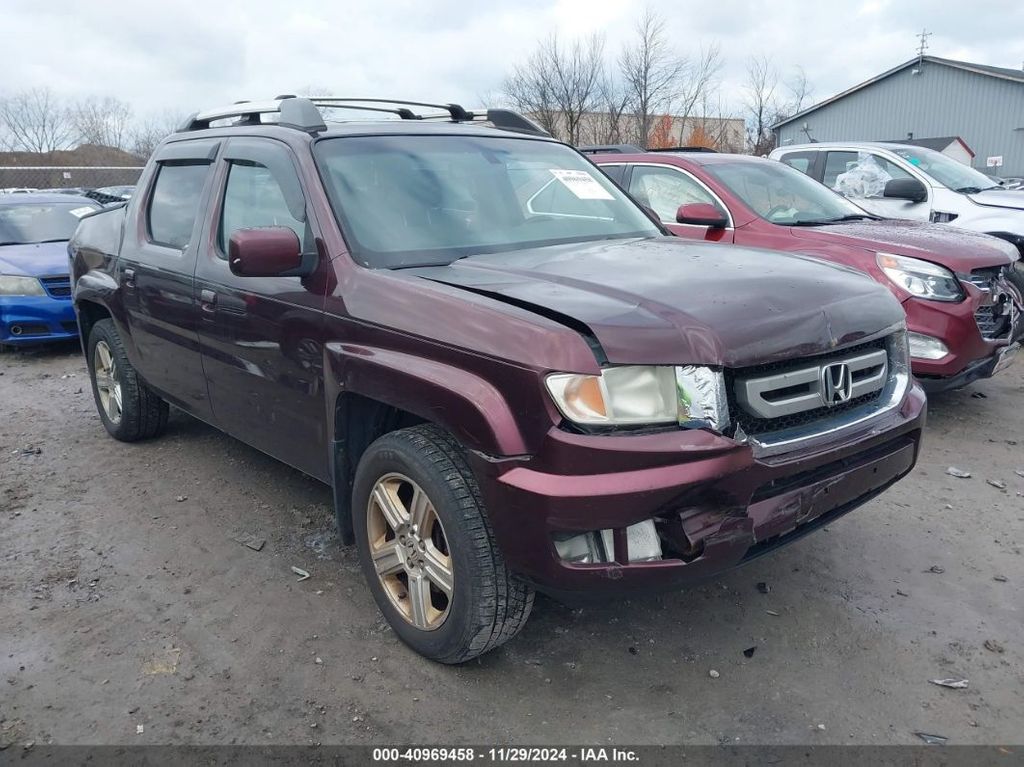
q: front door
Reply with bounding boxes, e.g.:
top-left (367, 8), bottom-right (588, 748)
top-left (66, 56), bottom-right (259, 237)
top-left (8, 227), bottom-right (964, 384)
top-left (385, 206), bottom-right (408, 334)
top-left (193, 137), bottom-right (331, 481)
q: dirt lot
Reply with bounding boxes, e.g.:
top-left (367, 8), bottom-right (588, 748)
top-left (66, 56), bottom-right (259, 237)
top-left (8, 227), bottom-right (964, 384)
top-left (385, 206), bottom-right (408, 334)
top-left (1, 341), bottom-right (1021, 747)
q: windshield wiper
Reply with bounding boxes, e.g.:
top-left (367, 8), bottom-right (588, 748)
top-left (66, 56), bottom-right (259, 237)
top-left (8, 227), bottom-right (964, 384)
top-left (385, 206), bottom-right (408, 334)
top-left (790, 214), bottom-right (877, 226)
top-left (953, 186), bottom-right (995, 194)
top-left (31, 238), bottom-right (70, 244)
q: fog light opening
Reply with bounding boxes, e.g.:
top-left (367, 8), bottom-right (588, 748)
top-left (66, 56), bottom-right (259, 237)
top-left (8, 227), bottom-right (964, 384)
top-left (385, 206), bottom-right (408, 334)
top-left (552, 520), bottom-right (663, 564)
top-left (908, 331), bottom-right (949, 360)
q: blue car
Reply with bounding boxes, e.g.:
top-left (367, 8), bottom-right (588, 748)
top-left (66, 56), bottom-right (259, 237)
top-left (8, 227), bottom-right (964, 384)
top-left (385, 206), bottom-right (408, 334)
top-left (0, 193), bottom-right (101, 346)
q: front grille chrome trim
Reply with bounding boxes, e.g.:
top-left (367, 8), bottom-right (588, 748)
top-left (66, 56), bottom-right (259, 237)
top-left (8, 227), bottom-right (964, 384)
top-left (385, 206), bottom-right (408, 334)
top-left (736, 349), bottom-right (888, 419)
top-left (743, 330), bottom-right (911, 459)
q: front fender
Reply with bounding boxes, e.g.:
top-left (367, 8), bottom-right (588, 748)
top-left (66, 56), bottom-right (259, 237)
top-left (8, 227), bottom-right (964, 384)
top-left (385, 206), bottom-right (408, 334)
top-left (324, 341), bottom-right (529, 457)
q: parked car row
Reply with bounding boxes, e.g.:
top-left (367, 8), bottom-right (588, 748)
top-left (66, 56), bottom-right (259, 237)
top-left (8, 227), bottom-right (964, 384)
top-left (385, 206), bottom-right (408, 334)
top-left (585, 146), bottom-right (1022, 391)
top-left (5, 95), bottom-right (1017, 664)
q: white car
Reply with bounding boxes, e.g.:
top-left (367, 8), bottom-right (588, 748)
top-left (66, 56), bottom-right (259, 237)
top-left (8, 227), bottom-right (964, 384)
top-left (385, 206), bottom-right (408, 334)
top-left (770, 142), bottom-right (1024, 254)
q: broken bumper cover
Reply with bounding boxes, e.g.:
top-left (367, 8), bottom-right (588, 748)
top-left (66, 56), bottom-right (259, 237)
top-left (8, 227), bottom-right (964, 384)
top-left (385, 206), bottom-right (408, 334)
top-left (471, 382), bottom-right (926, 597)
top-left (905, 284), bottom-right (1020, 390)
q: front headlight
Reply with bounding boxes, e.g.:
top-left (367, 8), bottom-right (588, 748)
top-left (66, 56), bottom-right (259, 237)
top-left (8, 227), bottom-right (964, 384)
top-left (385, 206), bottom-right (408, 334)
top-left (876, 253), bottom-right (962, 302)
top-left (0, 275), bottom-right (46, 296)
top-left (545, 365), bottom-right (729, 430)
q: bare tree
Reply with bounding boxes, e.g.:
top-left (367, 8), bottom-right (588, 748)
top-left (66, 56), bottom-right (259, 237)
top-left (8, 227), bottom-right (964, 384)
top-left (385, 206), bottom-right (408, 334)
top-left (71, 96), bottom-right (134, 150)
top-left (0, 87), bottom-right (75, 153)
top-left (743, 54), bottom-right (780, 155)
top-left (131, 110), bottom-right (188, 158)
top-left (784, 65), bottom-right (813, 115)
top-left (671, 43), bottom-right (722, 143)
top-left (503, 33), bottom-right (606, 145)
top-left (618, 8), bottom-right (687, 147)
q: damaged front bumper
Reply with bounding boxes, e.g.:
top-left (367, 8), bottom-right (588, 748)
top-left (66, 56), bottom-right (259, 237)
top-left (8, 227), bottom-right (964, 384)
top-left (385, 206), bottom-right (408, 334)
top-left (470, 382), bottom-right (926, 598)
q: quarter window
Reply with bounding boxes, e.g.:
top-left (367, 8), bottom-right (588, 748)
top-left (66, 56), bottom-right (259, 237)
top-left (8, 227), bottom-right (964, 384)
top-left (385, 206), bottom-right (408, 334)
top-left (147, 162), bottom-right (210, 249)
top-left (777, 151), bottom-right (817, 175)
top-left (627, 165), bottom-right (722, 223)
top-left (219, 161), bottom-right (307, 257)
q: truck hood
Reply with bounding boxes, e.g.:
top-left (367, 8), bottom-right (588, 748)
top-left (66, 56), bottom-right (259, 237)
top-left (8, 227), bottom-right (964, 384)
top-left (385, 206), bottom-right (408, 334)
top-left (0, 241), bottom-right (70, 278)
top-left (968, 188), bottom-right (1024, 211)
top-left (411, 237), bottom-right (904, 368)
top-left (788, 219), bottom-right (1017, 272)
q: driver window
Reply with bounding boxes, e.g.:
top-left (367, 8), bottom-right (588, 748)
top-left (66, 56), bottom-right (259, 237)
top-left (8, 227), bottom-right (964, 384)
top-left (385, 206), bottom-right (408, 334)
top-left (825, 152), bottom-right (911, 199)
top-left (628, 166), bottom-right (720, 223)
top-left (219, 160), bottom-right (307, 258)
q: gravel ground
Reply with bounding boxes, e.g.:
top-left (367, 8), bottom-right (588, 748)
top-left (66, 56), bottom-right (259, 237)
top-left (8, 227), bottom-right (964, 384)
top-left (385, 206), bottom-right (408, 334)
top-left (1, 341), bottom-right (1021, 747)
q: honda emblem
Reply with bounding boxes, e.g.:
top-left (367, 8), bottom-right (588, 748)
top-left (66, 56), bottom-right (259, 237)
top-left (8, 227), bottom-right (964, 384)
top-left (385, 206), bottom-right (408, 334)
top-left (821, 362), bottom-right (853, 406)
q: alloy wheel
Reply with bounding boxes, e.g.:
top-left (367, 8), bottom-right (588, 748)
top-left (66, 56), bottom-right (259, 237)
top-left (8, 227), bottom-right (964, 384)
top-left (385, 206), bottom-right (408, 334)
top-left (366, 473), bottom-right (454, 630)
top-left (93, 340), bottom-right (123, 424)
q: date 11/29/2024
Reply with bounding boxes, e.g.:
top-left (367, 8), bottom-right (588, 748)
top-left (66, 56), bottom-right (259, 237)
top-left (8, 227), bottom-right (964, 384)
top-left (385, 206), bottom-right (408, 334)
top-left (372, 747), bottom-right (640, 762)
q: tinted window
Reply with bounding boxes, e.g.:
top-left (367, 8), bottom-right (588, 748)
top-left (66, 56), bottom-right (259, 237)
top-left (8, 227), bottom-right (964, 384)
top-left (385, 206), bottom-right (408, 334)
top-left (777, 151), bottom-right (817, 175)
top-left (219, 161), bottom-right (306, 257)
top-left (314, 135), bottom-right (659, 269)
top-left (600, 164), bottom-right (627, 185)
top-left (627, 165), bottom-right (720, 223)
top-left (823, 151), bottom-right (911, 198)
top-left (147, 163), bottom-right (210, 249)
top-left (0, 202), bottom-right (99, 245)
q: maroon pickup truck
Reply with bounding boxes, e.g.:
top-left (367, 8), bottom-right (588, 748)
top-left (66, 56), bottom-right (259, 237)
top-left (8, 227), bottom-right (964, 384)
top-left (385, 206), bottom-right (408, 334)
top-left (70, 97), bottom-right (926, 663)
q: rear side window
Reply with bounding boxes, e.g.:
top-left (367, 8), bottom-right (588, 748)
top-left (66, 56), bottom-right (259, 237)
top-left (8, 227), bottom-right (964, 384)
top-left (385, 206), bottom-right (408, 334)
top-left (778, 151), bottom-right (817, 175)
top-left (147, 163), bottom-right (210, 249)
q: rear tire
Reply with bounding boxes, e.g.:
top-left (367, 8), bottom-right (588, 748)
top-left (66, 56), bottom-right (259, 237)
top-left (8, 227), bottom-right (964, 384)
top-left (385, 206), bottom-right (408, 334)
top-left (87, 318), bottom-right (169, 442)
top-left (352, 424), bottom-right (534, 664)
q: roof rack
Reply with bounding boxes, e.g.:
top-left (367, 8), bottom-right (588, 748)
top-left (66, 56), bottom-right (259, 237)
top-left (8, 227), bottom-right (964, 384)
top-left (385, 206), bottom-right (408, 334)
top-left (178, 97), bottom-right (550, 137)
top-left (647, 146), bottom-right (718, 153)
top-left (576, 144), bottom-right (645, 154)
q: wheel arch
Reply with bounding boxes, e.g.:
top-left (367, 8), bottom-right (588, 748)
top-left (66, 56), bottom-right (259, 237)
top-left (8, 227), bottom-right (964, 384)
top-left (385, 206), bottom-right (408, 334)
top-left (325, 342), bottom-right (530, 544)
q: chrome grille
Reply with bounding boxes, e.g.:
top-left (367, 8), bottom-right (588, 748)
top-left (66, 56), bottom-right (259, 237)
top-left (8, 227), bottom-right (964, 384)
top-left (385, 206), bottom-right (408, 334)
top-left (727, 338), bottom-right (890, 437)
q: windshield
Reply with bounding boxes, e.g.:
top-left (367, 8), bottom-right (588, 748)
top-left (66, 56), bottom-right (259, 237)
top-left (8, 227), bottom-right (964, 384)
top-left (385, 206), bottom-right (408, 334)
top-left (0, 202), bottom-right (97, 245)
top-left (314, 135), bottom-right (660, 268)
top-left (890, 146), bottom-right (999, 192)
top-left (704, 160), bottom-right (870, 225)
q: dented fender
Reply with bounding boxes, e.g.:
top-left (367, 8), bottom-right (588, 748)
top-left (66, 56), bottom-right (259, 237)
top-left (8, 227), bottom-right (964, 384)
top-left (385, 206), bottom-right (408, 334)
top-left (324, 341), bottom-right (530, 457)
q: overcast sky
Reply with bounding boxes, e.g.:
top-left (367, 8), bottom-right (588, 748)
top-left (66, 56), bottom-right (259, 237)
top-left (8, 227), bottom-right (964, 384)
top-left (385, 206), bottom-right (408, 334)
top-left (3, 0), bottom-right (1023, 124)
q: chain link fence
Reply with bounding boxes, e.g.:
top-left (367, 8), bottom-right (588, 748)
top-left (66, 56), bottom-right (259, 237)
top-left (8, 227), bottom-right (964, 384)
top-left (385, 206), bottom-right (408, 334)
top-left (0, 165), bottom-right (143, 196)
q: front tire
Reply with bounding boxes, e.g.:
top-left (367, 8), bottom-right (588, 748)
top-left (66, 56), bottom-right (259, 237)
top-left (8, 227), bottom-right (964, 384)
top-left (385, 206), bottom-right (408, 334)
top-left (87, 318), bottom-right (169, 441)
top-left (352, 424), bottom-right (534, 664)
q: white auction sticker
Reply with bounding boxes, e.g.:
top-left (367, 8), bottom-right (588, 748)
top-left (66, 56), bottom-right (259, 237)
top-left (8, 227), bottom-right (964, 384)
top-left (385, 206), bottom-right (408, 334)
top-left (549, 169), bottom-right (614, 200)
top-left (68, 206), bottom-right (95, 218)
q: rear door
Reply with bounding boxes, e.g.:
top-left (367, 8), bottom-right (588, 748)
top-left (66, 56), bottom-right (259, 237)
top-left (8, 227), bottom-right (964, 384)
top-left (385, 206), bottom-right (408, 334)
top-left (822, 150), bottom-right (930, 220)
top-left (193, 137), bottom-right (331, 481)
top-left (119, 139), bottom-right (219, 419)
top-left (625, 163), bottom-right (733, 242)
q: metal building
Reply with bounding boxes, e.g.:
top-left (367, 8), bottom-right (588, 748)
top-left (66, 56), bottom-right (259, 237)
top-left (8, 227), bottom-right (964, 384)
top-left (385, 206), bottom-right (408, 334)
top-left (773, 56), bottom-right (1024, 176)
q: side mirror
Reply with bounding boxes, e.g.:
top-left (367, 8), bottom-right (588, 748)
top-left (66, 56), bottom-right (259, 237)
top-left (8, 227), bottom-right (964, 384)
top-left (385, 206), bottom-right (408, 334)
top-left (228, 227), bottom-right (307, 277)
top-left (883, 178), bottom-right (927, 203)
top-left (675, 202), bottom-right (729, 229)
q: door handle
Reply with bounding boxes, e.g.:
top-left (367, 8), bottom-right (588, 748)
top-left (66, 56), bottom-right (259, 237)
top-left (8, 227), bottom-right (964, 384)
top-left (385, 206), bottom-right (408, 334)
top-left (199, 288), bottom-right (217, 313)
top-left (122, 268), bottom-right (136, 288)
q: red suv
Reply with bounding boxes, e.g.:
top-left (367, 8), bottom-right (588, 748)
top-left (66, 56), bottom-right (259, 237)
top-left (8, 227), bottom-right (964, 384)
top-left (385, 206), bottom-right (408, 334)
top-left (69, 100), bottom-right (926, 662)
top-left (590, 149), bottom-right (1022, 391)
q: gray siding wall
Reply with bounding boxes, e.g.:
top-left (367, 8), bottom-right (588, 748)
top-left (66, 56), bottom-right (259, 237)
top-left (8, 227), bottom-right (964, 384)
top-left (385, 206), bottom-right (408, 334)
top-left (776, 63), bottom-right (1024, 176)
